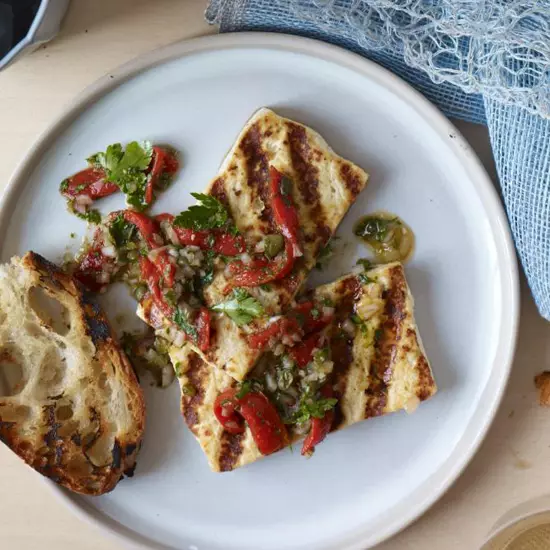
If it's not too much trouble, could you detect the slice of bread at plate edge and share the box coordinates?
[0,251,145,495]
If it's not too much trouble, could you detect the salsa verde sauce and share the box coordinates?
[353,211,415,264]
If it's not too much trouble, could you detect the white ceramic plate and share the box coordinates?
[0,33,518,550]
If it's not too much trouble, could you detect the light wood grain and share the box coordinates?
[1,1,549,549]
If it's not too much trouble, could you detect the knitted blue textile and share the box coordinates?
[206,0,550,319]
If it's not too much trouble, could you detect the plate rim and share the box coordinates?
[0,31,519,550]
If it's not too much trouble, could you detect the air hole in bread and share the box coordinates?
[58,419,79,438]
[97,373,113,397]
[56,404,73,421]
[28,286,70,336]
[36,348,66,396]
[0,349,25,397]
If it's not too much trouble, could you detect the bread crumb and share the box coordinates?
[534,371,550,406]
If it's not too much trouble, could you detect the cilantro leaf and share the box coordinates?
[173,309,198,340]
[173,193,229,231]
[212,288,265,326]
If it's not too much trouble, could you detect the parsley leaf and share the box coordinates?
[88,141,153,210]
[173,309,198,340]
[109,213,136,248]
[212,288,265,326]
[173,193,229,231]
[285,395,338,425]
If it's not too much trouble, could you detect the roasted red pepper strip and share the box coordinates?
[60,167,118,200]
[301,386,335,456]
[140,257,210,351]
[144,146,179,206]
[238,391,289,455]
[228,238,295,287]
[270,166,302,257]
[248,316,301,350]
[155,213,245,256]
[289,332,324,368]
[213,389,245,435]
[123,210,175,287]
[195,306,211,352]
[140,257,174,319]
[290,301,334,333]
[248,301,332,351]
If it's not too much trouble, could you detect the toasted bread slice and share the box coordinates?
[0,252,145,495]
[170,263,436,472]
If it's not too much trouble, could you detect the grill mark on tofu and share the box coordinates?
[364,266,407,418]
[181,353,209,432]
[238,123,276,232]
[209,177,228,206]
[286,122,331,247]
[406,327,436,401]
[218,431,245,472]
[339,162,364,199]
[329,276,362,429]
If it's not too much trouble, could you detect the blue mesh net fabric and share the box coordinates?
[206,0,550,319]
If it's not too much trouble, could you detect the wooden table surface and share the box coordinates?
[1,1,549,549]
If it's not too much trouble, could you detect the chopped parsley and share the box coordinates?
[260,284,272,292]
[358,272,374,284]
[73,207,101,224]
[173,193,230,231]
[88,141,153,210]
[316,241,334,270]
[212,288,265,326]
[356,258,372,270]
[236,380,252,399]
[69,232,76,239]
[285,394,338,425]
[354,216,394,242]
[173,308,198,340]
[236,378,264,398]
[109,213,136,248]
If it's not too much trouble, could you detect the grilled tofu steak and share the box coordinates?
[138,107,369,382]
[169,263,436,472]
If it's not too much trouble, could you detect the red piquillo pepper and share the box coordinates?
[144,146,179,206]
[270,166,302,258]
[213,388,288,455]
[301,385,335,456]
[155,213,245,256]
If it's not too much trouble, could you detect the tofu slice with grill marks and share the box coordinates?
[170,263,436,472]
